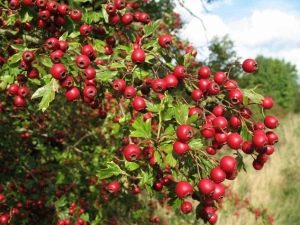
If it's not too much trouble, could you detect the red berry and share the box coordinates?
[76,55,90,69]
[252,131,268,148]
[123,86,136,99]
[191,89,203,101]
[229,115,241,128]
[208,213,218,225]
[176,124,194,142]
[114,0,126,10]
[151,79,167,93]
[198,178,215,196]
[173,65,186,79]
[121,13,133,25]
[50,63,67,80]
[266,131,278,145]
[198,66,211,79]
[14,95,26,107]
[242,58,258,73]
[112,79,126,92]
[175,181,193,198]
[240,107,252,119]
[158,34,173,48]
[45,37,59,50]
[188,107,202,117]
[22,50,35,63]
[219,156,237,174]
[264,115,279,129]
[211,183,225,200]
[7,84,19,96]
[252,160,264,170]
[132,96,146,111]
[83,85,97,99]
[79,24,92,36]
[18,86,30,97]
[242,141,254,154]
[212,105,225,116]
[65,87,80,101]
[227,133,243,150]
[201,124,215,139]
[198,79,210,92]
[224,79,238,90]
[131,48,145,64]
[106,181,120,193]
[50,50,64,63]
[212,116,228,130]
[106,3,116,15]
[261,96,273,109]
[84,66,96,80]
[214,71,227,85]
[69,9,82,22]
[164,74,178,88]
[207,82,220,95]
[123,144,142,161]
[58,4,68,15]
[228,89,243,104]
[210,167,226,183]
[180,201,193,214]
[173,141,190,155]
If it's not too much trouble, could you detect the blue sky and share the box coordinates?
[175,0,300,72]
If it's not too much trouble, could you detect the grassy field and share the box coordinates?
[219,114,300,225]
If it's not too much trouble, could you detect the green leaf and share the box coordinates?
[11,44,27,51]
[83,11,102,23]
[235,151,247,172]
[110,62,126,69]
[31,79,59,111]
[173,104,189,124]
[69,31,80,39]
[80,214,90,222]
[183,53,194,67]
[242,88,264,104]
[125,161,140,171]
[154,151,163,166]
[96,70,118,82]
[163,125,176,137]
[240,122,252,141]
[162,107,174,121]
[59,32,69,40]
[20,11,33,23]
[96,162,125,180]
[41,57,53,68]
[130,116,152,139]
[189,138,203,150]
[55,196,67,208]
[101,4,109,23]
[159,143,173,154]
[165,152,177,168]
[143,20,161,37]
[8,52,22,63]
[146,101,161,113]
[187,114,199,124]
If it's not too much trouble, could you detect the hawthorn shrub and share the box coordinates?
[0,0,280,224]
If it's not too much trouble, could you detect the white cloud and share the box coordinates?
[174,0,300,72]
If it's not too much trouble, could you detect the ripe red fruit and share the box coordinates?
[214,71,227,85]
[175,181,193,198]
[188,107,202,117]
[14,95,26,107]
[139,12,150,24]
[212,116,228,130]
[164,74,178,88]
[50,63,67,80]
[200,124,216,139]
[229,115,241,128]
[7,84,19,96]
[191,89,203,101]
[240,107,252,119]
[266,145,275,155]
[0,213,10,224]
[253,122,265,130]
[58,4,68,15]
[208,213,218,225]
[176,125,194,142]
[76,55,90,69]
[206,146,216,155]
[158,34,173,48]
[180,201,193,214]
[242,141,254,154]
[228,89,243,104]
[79,24,92,36]
[121,13,133,25]
[83,85,97,99]
[212,183,225,200]
[264,115,279,129]
[252,160,264,170]
[131,48,145,64]
[173,141,190,155]
[69,9,82,22]
[9,0,20,9]
[106,3,116,15]
[153,181,163,191]
[65,87,80,101]
[224,79,238,90]
[81,45,95,59]
[261,96,273,109]
[151,79,167,93]
[46,1,58,13]
[198,79,210,92]
[173,65,186,79]
[266,131,278,145]
[114,0,126,10]
[22,50,35,63]
[242,58,258,73]
[106,181,120,193]
[45,37,59,50]
[210,167,226,183]
[18,86,30,97]
[198,66,211,79]
[84,66,96,80]
[198,178,215,196]
[207,82,220,95]
[23,0,34,6]
[60,76,73,88]
[227,133,243,150]
[123,144,142,161]
[38,9,50,20]
[219,156,237,174]
[252,131,268,148]
[123,86,136,98]
[132,96,146,111]
[212,105,225,116]
[214,132,227,145]
[50,50,64,63]
[112,79,126,92]
[109,13,120,25]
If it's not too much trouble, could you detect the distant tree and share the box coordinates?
[207,35,242,78]
[239,55,299,110]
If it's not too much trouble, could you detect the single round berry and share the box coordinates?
[106,181,120,193]
[242,58,258,73]
[227,133,243,150]
[264,115,279,129]
[158,34,173,48]
[198,178,215,196]
[219,155,237,174]
[123,144,142,161]
[198,66,211,79]
[261,96,273,109]
[175,181,193,198]
[131,48,145,64]
[50,63,67,80]
[173,141,190,155]
[210,167,226,183]
[211,183,225,200]
[176,124,194,142]
[132,96,146,111]
[65,87,80,101]
[180,201,193,214]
